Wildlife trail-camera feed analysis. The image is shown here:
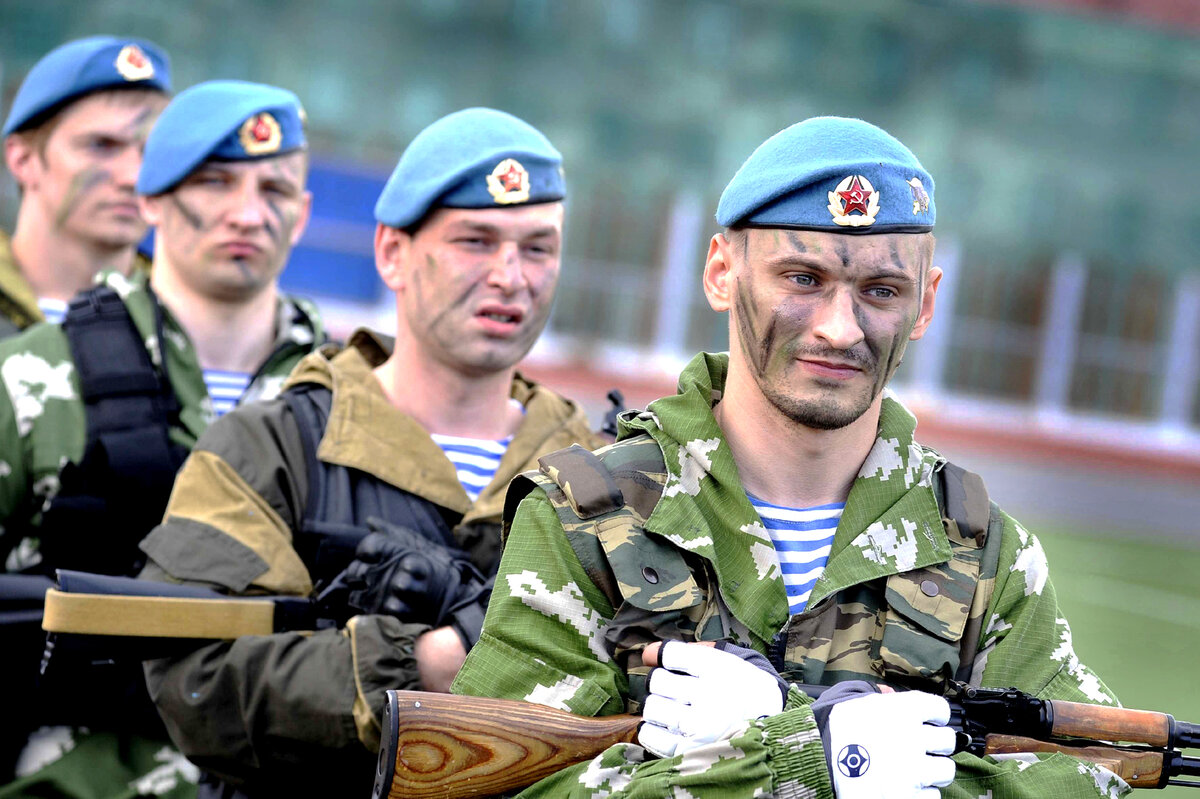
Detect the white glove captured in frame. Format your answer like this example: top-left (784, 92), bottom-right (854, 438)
top-left (638, 641), bottom-right (786, 758)
top-left (826, 690), bottom-right (957, 799)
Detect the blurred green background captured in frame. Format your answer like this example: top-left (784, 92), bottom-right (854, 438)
top-left (2, 0), bottom-right (1198, 793)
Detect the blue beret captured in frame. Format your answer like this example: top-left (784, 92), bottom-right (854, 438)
top-left (2, 36), bottom-right (171, 136)
top-left (137, 80), bottom-right (307, 195)
top-left (717, 116), bottom-right (934, 234)
top-left (375, 107), bottom-right (564, 229)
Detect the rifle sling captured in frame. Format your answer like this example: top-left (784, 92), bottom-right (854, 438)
top-left (42, 587), bottom-right (275, 639)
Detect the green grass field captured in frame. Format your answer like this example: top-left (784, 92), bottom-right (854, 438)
top-left (1037, 525), bottom-right (1200, 796)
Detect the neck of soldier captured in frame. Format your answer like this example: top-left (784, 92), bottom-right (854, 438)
top-left (714, 356), bottom-right (882, 509)
top-left (374, 332), bottom-right (521, 441)
top-left (150, 263), bottom-right (279, 374)
top-left (10, 204), bottom-right (139, 301)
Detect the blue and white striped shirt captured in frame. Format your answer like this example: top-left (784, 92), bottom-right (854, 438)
top-left (203, 369), bottom-right (252, 417)
top-left (748, 495), bottom-right (843, 616)
top-left (431, 433), bottom-right (511, 502)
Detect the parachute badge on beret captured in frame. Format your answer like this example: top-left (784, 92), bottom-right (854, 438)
top-left (907, 177), bottom-right (930, 215)
top-left (114, 44), bottom-right (155, 82)
top-left (238, 112), bottom-right (282, 156)
top-left (487, 158), bottom-right (531, 205)
top-left (827, 175), bottom-right (880, 228)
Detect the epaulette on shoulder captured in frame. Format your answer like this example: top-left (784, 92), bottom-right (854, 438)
top-left (938, 461), bottom-right (992, 548)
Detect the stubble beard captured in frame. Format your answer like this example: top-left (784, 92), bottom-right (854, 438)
top-left (760, 377), bottom-right (880, 431)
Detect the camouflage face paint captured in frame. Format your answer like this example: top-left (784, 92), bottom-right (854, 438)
top-left (261, 157), bottom-right (305, 247)
top-left (169, 194), bottom-right (208, 231)
top-left (735, 229), bottom-right (926, 430)
top-left (54, 167), bottom-right (111, 228)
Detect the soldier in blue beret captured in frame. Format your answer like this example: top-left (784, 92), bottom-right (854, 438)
top-left (0, 80), bottom-right (327, 799)
top-left (1, 36), bottom-right (172, 338)
top-left (134, 107), bottom-right (603, 797)
top-left (456, 116), bottom-right (1119, 799)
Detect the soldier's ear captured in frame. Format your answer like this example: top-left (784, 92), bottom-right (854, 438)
top-left (375, 224), bottom-right (410, 291)
top-left (137, 194), bottom-right (163, 227)
top-left (703, 233), bottom-right (735, 312)
top-left (287, 191), bottom-right (313, 247)
top-left (5, 134), bottom-right (40, 192)
top-left (909, 265), bottom-right (942, 341)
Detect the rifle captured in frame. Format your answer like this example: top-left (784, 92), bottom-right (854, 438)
top-left (371, 682), bottom-right (1200, 799)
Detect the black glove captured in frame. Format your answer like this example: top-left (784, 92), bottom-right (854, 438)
top-left (341, 517), bottom-right (490, 649)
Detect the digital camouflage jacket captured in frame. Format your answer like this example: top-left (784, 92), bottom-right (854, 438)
top-left (0, 229), bottom-right (153, 339)
top-left (453, 351), bottom-right (1128, 799)
top-left (0, 268), bottom-right (325, 572)
top-left (137, 331), bottom-right (606, 796)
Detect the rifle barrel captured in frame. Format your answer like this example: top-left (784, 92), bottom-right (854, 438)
top-left (1174, 721), bottom-right (1200, 750)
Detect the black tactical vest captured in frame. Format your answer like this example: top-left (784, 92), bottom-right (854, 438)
top-left (282, 383), bottom-right (461, 590)
top-left (35, 286), bottom-right (190, 577)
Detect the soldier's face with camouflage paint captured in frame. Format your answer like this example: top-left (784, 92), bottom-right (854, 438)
top-left (140, 152), bottom-right (311, 302)
top-left (705, 228), bottom-right (940, 430)
top-left (378, 203), bottom-right (563, 376)
top-left (5, 90), bottom-right (166, 249)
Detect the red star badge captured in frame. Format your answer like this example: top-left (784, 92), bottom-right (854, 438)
top-left (126, 47), bottom-right (147, 69)
top-left (250, 115), bottom-right (272, 143)
top-left (838, 176), bottom-right (871, 216)
top-left (499, 163), bottom-right (524, 192)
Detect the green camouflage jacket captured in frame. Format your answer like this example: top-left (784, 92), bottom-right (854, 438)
top-left (0, 229), bottom-right (154, 339)
top-left (0, 268), bottom-right (325, 572)
top-left (137, 331), bottom-right (606, 796)
top-left (453, 351), bottom-right (1127, 799)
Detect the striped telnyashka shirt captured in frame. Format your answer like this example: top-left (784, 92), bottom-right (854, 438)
top-left (37, 298), bottom-right (68, 325)
top-left (748, 494), bottom-right (844, 616)
top-left (431, 433), bottom-right (512, 502)
top-left (203, 369), bottom-right (252, 417)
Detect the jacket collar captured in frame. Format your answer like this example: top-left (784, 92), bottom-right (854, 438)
top-left (623, 352), bottom-right (949, 644)
top-left (0, 231), bottom-right (43, 330)
top-left (296, 329), bottom-right (594, 522)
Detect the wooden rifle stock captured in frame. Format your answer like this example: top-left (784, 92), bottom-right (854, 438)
top-left (372, 690), bottom-right (639, 799)
top-left (985, 734), bottom-right (1167, 789)
top-left (372, 688), bottom-right (1200, 798)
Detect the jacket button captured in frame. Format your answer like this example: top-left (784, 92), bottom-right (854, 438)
top-left (920, 579), bottom-right (940, 597)
top-left (642, 566), bottom-right (660, 584)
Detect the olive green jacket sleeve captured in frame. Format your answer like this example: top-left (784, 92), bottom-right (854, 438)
top-left (454, 492), bottom-right (1129, 799)
top-left (138, 398), bottom-right (429, 788)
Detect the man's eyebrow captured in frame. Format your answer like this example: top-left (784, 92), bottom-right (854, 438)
top-left (448, 221), bottom-right (500, 235)
top-left (864, 267), bottom-right (917, 283)
top-left (522, 226), bottom-right (560, 239)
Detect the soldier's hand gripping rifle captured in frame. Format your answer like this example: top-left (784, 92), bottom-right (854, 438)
top-left (371, 682), bottom-right (1200, 799)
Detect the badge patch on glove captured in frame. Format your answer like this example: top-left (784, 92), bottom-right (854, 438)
top-left (838, 744), bottom-right (871, 778)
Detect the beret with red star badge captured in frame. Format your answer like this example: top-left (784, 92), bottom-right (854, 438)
top-left (2, 35), bottom-right (171, 136)
top-left (374, 107), bottom-right (565, 230)
top-left (716, 116), bottom-right (935, 233)
top-left (137, 80), bottom-right (306, 195)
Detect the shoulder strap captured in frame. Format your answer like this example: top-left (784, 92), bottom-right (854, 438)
top-left (507, 436), bottom-right (683, 614)
top-left (281, 383), bottom-right (333, 525)
top-left (938, 460), bottom-right (1001, 683)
